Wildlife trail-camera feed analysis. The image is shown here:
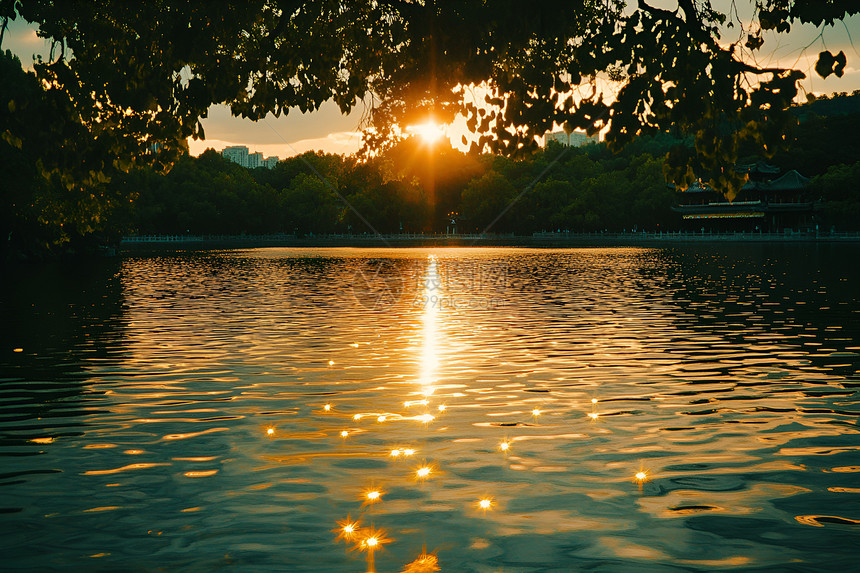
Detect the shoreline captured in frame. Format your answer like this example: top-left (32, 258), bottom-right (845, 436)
top-left (120, 232), bottom-right (860, 251)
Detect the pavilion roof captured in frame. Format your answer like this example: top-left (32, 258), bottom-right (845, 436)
top-left (735, 160), bottom-right (780, 175)
top-left (766, 170), bottom-right (810, 191)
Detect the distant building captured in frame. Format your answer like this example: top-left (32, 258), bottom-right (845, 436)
top-left (221, 146), bottom-right (249, 167)
top-left (220, 145), bottom-right (280, 169)
top-left (247, 152), bottom-right (263, 169)
top-left (544, 130), bottom-right (599, 147)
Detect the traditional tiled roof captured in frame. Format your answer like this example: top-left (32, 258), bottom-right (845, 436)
top-left (766, 170), bottom-right (810, 191)
top-left (734, 160), bottom-right (780, 175)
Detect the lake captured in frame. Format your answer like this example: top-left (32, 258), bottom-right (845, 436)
top-left (1, 246), bottom-right (859, 572)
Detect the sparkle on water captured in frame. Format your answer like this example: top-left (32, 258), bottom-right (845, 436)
top-left (2, 246), bottom-right (859, 572)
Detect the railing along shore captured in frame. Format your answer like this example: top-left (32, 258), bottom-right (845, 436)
top-left (119, 230), bottom-right (860, 246)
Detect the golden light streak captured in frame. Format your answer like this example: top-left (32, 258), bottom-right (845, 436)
top-left (416, 466), bottom-right (432, 479)
top-left (13, 348), bottom-right (23, 353)
top-left (323, 404), bottom-right (332, 412)
top-left (377, 415), bottom-right (387, 422)
top-left (499, 441), bottom-right (510, 452)
top-left (266, 428), bottom-right (275, 436)
top-left (353, 414), bottom-right (362, 421)
top-left (419, 255), bottom-right (440, 395)
top-left (403, 448), bottom-right (416, 456)
top-left (412, 413), bottom-right (436, 424)
top-left (437, 404), bottom-right (446, 412)
top-left (478, 498), bottom-right (493, 510)
top-left (588, 412), bottom-right (599, 420)
top-left (328, 360), bottom-right (335, 366)
top-left (531, 408), bottom-right (541, 418)
top-left (340, 430), bottom-right (349, 438)
top-left (390, 449), bottom-right (402, 457)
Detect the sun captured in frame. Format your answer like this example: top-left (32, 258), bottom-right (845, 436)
top-left (408, 121), bottom-right (446, 145)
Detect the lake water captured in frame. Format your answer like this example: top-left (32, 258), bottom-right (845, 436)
top-left (1, 246), bottom-right (859, 572)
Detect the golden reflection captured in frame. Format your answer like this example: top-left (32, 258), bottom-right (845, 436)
top-left (401, 551), bottom-right (440, 572)
top-left (184, 469), bottom-right (218, 478)
top-left (499, 440), bottom-right (510, 452)
top-left (409, 413), bottom-right (436, 425)
top-left (531, 408), bottom-right (542, 418)
top-left (334, 515), bottom-right (362, 543)
top-left (477, 497), bottom-right (493, 511)
top-left (634, 468), bottom-right (651, 489)
top-left (354, 414), bottom-right (363, 421)
top-left (589, 397), bottom-right (600, 420)
top-left (328, 360), bottom-right (335, 366)
top-left (437, 404), bottom-right (446, 412)
top-left (377, 415), bottom-right (387, 422)
top-left (266, 428), bottom-right (275, 436)
top-left (403, 448), bottom-right (416, 456)
top-left (363, 488), bottom-right (384, 505)
top-left (390, 448), bottom-right (402, 457)
top-left (419, 255), bottom-right (440, 393)
top-left (354, 526), bottom-right (392, 573)
top-left (414, 463), bottom-right (436, 481)
top-left (324, 404), bottom-right (332, 412)
top-left (340, 430), bottom-right (350, 438)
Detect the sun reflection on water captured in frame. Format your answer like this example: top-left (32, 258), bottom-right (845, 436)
top-left (59, 247), bottom-right (858, 572)
top-left (419, 255), bottom-right (440, 392)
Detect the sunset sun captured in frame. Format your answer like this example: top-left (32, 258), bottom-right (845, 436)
top-left (408, 121), bottom-right (446, 145)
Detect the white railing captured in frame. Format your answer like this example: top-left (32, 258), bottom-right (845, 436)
top-left (120, 231), bottom-right (860, 244)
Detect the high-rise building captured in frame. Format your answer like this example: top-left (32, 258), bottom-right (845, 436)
top-left (220, 146), bottom-right (280, 169)
top-left (221, 145), bottom-right (250, 167)
top-left (544, 130), bottom-right (599, 147)
top-left (247, 152), bottom-right (263, 169)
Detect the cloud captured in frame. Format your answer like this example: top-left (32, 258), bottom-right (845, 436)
top-left (188, 131), bottom-right (363, 159)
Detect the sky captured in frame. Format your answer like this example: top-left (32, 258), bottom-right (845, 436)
top-left (3, 6), bottom-right (859, 160)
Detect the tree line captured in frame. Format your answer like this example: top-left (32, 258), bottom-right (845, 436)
top-left (115, 92), bottom-right (860, 239)
top-left (3, 38), bottom-right (860, 260)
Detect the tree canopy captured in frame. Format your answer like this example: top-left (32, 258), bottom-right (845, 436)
top-left (1, 1), bottom-right (859, 257)
top-left (3, 1), bottom-right (858, 183)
